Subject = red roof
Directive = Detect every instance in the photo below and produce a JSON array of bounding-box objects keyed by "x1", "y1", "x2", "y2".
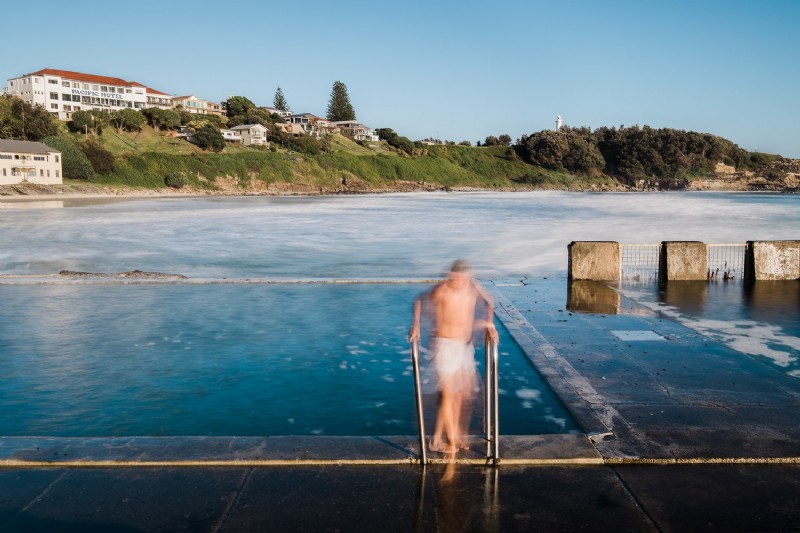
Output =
[
  {"x1": 24, "y1": 68, "x2": 172, "y2": 97},
  {"x1": 26, "y1": 68, "x2": 136, "y2": 87}
]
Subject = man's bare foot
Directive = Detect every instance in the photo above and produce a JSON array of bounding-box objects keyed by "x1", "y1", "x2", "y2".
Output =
[
  {"x1": 455, "y1": 439, "x2": 470, "y2": 451},
  {"x1": 430, "y1": 439, "x2": 457, "y2": 453}
]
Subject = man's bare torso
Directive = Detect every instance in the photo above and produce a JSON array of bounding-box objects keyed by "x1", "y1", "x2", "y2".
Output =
[{"x1": 431, "y1": 277, "x2": 478, "y2": 343}]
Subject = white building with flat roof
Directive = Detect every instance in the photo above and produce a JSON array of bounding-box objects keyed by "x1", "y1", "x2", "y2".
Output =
[
  {"x1": 0, "y1": 139, "x2": 62, "y2": 185},
  {"x1": 3, "y1": 68, "x2": 168, "y2": 120}
]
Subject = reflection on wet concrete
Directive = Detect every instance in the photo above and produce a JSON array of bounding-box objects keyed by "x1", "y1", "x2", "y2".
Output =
[
  {"x1": 567, "y1": 280, "x2": 621, "y2": 314},
  {"x1": 422, "y1": 463, "x2": 500, "y2": 533},
  {"x1": 658, "y1": 281, "x2": 709, "y2": 314},
  {"x1": 743, "y1": 281, "x2": 800, "y2": 322}
]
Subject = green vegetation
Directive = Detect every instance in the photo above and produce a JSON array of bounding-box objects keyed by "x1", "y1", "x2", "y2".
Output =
[
  {"x1": 326, "y1": 81, "x2": 355, "y2": 122},
  {"x1": 41, "y1": 136, "x2": 94, "y2": 180},
  {"x1": 0, "y1": 96, "x2": 59, "y2": 140},
  {"x1": 1, "y1": 93, "x2": 791, "y2": 193},
  {"x1": 273, "y1": 87, "x2": 289, "y2": 112},
  {"x1": 164, "y1": 171, "x2": 189, "y2": 189}
]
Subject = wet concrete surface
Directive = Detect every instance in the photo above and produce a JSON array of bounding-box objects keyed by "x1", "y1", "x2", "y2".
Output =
[
  {"x1": 3, "y1": 464, "x2": 800, "y2": 532},
  {"x1": 488, "y1": 278, "x2": 800, "y2": 461}
]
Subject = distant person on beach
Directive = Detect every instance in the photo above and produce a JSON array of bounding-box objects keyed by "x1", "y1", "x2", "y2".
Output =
[{"x1": 409, "y1": 259, "x2": 498, "y2": 454}]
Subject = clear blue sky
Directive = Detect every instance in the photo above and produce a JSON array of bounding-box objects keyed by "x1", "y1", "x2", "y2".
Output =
[{"x1": 5, "y1": 0, "x2": 799, "y2": 156}]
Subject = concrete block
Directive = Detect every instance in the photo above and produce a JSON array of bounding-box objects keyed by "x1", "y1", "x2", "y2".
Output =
[
  {"x1": 568, "y1": 241, "x2": 620, "y2": 281},
  {"x1": 745, "y1": 241, "x2": 800, "y2": 281},
  {"x1": 659, "y1": 241, "x2": 708, "y2": 281}
]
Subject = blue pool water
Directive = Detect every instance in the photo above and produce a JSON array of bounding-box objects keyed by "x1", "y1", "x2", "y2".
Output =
[{"x1": 0, "y1": 283, "x2": 577, "y2": 436}]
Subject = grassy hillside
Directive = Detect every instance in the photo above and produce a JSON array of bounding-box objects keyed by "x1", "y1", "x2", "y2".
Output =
[{"x1": 63, "y1": 127, "x2": 610, "y2": 191}]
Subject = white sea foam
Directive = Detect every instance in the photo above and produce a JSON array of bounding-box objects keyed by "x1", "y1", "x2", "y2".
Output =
[
  {"x1": 516, "y1": 388, "x2": 542, "y2": 402},
  {"x1": 2, "y1": 193, "x2": 797, "y2": 278}
]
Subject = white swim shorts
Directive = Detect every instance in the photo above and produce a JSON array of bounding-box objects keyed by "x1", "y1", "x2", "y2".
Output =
[{"x1": 432, "y1": 337, "x2": 478, "y2": 396}]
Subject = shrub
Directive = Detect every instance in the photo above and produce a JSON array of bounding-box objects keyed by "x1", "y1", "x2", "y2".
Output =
[
  {"x1": 41, "y1": 136, "x2": 94, "y2": 180},
  {"x1": 79, "y1": 138, "x2": 115, "y2": 174},
  {"x1": 194, "y1": 124, "x2": 225, "y2": 152},
  {"x1": 164, "y1": 171, "x2": 188, "y2": 189}
]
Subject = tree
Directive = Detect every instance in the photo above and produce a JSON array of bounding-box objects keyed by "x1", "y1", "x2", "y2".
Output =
[
  {"x1": 70, "y1": 109, "x2": 108, "y2": 136},
  {"x1": 273, "y1": 87, "x2": 289, "y2": 112},
  {"x1": 142, "y1": 108, "x2": 181, "y2": 131},
  {"x1": 225, "y1": 96, "x2": 256, "y2": 119},
  {"x1": 193, "y1": 124, "x2": 225, "y2": 152},
  {"x1": 498, "y1": 134, "x2": 512, "y2": 146},
  {"x1": 0, "y1": 97, "x2": 59, "y2": 141},
  {"x1": 41, "y1": 135, "x2": 94, "y2": 180},
  {"x1": 110, "y1": 108, "x2": 146, "y2": 133},
  {"x1": 326, "y1": 81, "x2": 355, "y2": 122},
  {"x1": 484, "y1": 135, "x2": 500, "y2": 146}
]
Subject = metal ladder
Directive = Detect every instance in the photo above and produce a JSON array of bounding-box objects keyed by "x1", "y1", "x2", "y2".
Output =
[{"x1": 410, "y1": 330, "x2": 500, "y2": 465}]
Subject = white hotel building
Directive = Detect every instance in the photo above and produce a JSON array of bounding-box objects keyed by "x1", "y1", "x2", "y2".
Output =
[{"x1": 3, "y1": 68, "x2": 170, "y2": 120}]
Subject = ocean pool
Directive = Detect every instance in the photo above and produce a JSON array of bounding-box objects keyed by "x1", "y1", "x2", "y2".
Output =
[{"x1": 0, "y1": 282, "x2": 577, "y2": 437}]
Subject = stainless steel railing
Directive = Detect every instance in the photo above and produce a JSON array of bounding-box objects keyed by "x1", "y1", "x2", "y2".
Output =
[
  {"x1": 484, "y1": 332, "x2": 500, "y2": 463},
  {"x1": 410, "y1": 339, "x2": 427, "y2": 465},
  {"x1": 409, "y1": 329, "x2": 500, "y2": 464}
]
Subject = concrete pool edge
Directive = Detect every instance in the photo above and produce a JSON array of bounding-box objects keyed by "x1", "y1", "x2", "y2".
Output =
[{"x1": 0, "y1": 434, "x2": 602, "y2": 467}]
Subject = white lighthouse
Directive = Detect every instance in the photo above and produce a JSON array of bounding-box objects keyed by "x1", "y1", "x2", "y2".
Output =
[{"x1": 555, "y1": 115, "x2": 563, "y2": 131}]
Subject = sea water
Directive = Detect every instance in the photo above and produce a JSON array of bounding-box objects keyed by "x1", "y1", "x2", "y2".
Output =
[{"x1": 1, "y1": 192, "x2": 798, "y2": 435}]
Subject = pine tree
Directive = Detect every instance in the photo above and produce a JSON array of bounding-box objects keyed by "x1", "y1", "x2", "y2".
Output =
[
  {"x1": 273, "y1": 87, "x2": 289, "y2": 112},
  {"x1": 326, "y1": 81, "x2": 356, "y2": 122}
]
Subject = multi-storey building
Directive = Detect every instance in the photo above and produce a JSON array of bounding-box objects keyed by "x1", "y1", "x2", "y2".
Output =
[
  {"x1": 0, "y1": 139, "x2": 62, "y2": 185},
  {"x1": 172, "y1": 95, "x2": 225, "y2": 116},
  {"x1": 334, "y1": 120, "x2": 379, "y2": 142},
  {"x1": 3, "y1": 68, "x2": 168, "y2": 120}
]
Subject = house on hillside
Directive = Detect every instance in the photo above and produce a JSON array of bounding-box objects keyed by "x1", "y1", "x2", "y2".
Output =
[
  {"x1": 229, "y1": 124, "x2": 268, "y2": 146},
  {"x1": 0, "y1": 139, "x2": 62, "y2": 185},
  {"x1": 287, "y1": 113, "x2": 340, "y2": 137},
  {"x1": 275, "y1": 123, "x2": 306, "y2": 137},
  {"x1": 172, "y1": 95, "x2": 224, "y2": 116},
  {"x1": 334, "y1": 120, "x2": 379, "y2": 142},
  {"x1": 262, "y1": 106, "x2": 292, "y2": 120}
]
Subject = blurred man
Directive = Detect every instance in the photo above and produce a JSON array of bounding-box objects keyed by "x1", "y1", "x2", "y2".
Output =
[{"x1": 409, "y1": 259, "x2": 497, "y2": 454}]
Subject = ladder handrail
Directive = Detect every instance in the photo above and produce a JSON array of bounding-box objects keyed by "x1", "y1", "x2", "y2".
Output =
[
  {"x1": 484, "y1": 330, "x2": 500, "y2": 463},
  {"x1": 410, "y1": 339, "x2": 427, "y2": 465}
]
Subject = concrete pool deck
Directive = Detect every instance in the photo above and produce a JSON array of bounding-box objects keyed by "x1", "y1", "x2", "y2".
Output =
[{"x1": 2, "y1": 277, "x2": 800, "y2": 530}]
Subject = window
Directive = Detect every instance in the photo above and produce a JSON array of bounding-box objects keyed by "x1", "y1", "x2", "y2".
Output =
[
  {"x1": 48, "y1": 79, "x2": 57, "y2": 84},
  {"x1": 47, "y1": 170, "x2": 50, "y2": 177},
  {"x1": 56, "y1": 170, "x2": 59, "y2": 177},
  {"x1": 63, "y1": 81, "x2": 70, "y2": 87},
  {"x1": 50, "y1": 92, "x2": 58, "y2": 100},
  {"x1": 33, "y1": 156, "x2": 45, "y2": 161},
  {"x1": 73, "y1": 106, "x2": 80, "y2": 110},
  {"x1": 55, "y1": 155, "x2": 60, "y2": 163},
  {"x1": 40, "y1": 169, "x2": 44, "y2": 177},
  {"x1": 2, "y1": 169, "x2": 5, "y2": 176},
  {"x1": 62, "y1": 94, "x2": 71, "y2": 101},
  {"x1": 35, "y1": 78, "x2": 41, "y2": 83},
  {"x1": 92, "y1": 84, "x2": 99, "y2": 91},
  {"x1": 50, "y1": 103, "x2": 58, "y2": 110},
  {"x1": 100, "y1": 86, "x2": 107, "y2": 91},
  {"x1": 64, "y1": 105, "x2": 72, "y2": 111}
]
